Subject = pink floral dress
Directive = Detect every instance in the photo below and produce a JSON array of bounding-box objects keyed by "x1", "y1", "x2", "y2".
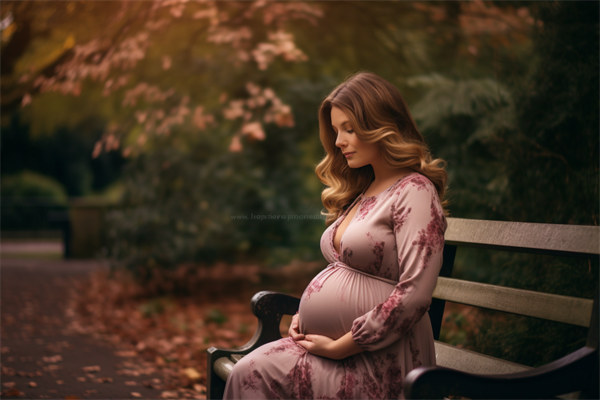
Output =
[{"x1": 224, "y1": 173, "x2": 446, "y2": 399}]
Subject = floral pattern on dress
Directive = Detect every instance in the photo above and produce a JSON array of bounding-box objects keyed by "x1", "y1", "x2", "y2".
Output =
[
  {"x1": 397, "y1": 173, "x2": 429, "y2": 193},
  {"x1": 365, "y1": 232, "x2": 385, "y2": 275},
  {"x1": 335, "y1": 358, "x2": 358, "y2": 399},
  {"x1": 284, "y1": 358, "x2": 314, "y2": 399},
  {"x1": 303, "y1": 276, "x2": 325, "y2": 300},
  {"x1": 240, "y1": 360, "x2": 263, "y2": 392},
  {"x1": 412, "y1": 200, "x2": 446, "y2": 270},
  {"x1": 391, "y1": 204, "x2": 411, "y2": 234},
  {"x1": 341, "y1": 247, "x2": 353, "y2": 263},
  {"x1": 264, "y1": 338, "x2": 305, "y2": 356},
  {"x1": 356, "y1": 196, "x2": 377, "y2": 220}
]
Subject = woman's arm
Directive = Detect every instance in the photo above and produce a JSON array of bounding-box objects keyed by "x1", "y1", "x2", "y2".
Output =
[
  {"x1": 351, "y1": 177, "x2": 445, "y2": 351},
  {"x1": 296, "y1": 331, "x2": 363, "y2": 360}
]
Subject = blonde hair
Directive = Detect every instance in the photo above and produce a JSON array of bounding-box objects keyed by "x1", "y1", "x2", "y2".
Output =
[{"x1": 315, "y1": 72, "x2": 448, "y2": 224}]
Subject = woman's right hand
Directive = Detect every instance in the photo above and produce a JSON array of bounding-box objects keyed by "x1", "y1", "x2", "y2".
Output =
[{"x1": 288, "y1": 313, "x2": 304, "y2": 341}]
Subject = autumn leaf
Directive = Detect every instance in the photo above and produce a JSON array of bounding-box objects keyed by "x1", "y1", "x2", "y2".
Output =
[
  {"x1": 2, "y1": 388, "x2": 25, "y2": 397},
  {"x1": 182, "y1": 367, "x2": 201, "y2": 381},
  {"x1": 161, "y1": 390, "x2": 179, "y2": 399},
  {"x1": 82, "y1": 365, "x2": 101, "y2": 373},
  {"x1": 42, "y1": 354, "x2": 63, "y2": 363}
]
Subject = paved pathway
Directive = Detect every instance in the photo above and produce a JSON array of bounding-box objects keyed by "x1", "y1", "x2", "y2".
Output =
[{"x1": 1, "y1": 256, "x2": 165, "y2": 399}]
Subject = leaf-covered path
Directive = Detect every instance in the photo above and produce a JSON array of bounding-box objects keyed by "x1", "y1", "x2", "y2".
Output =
[{"x1": 1, "y1": 257, "x2": 164, "y2": 399}]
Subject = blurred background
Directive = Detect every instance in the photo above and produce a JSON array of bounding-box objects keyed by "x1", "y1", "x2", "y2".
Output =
[{"x1": 1, "y1": 0, "x2": 598, "y2": 393}]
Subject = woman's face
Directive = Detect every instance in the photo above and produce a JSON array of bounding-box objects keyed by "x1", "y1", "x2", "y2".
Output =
[{"x1": 331, "y1": 106, "x2": 379, "y2": 169}]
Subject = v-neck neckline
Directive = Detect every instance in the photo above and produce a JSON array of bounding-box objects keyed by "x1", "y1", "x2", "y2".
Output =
[
  {"x1": 332, "y1": 193, "x2": 363, "y2": 257},
  {"x1": 330, "y1": 172, "x2": 417, "y2": 257}
]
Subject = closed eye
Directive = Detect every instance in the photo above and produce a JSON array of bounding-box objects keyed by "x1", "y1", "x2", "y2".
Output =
[{"x1": 342, "y1": 123, "x2": 354, "y2": 134}]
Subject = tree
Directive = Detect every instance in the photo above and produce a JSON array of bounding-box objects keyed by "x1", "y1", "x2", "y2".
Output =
[{"x1": 1, "y1": 1, "x2": 546, "y2": 270}]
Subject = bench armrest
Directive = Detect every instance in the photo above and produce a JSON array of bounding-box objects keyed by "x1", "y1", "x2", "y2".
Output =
[
  {"x1": 206, "y1": 291, "x2": 300, "y2": 399},
  {"x1": 404, "y1": 346, "x2": 599, "y2": 399},
  {"x1": 249, "y1": 290, "x2": 301, "y2": 346}
]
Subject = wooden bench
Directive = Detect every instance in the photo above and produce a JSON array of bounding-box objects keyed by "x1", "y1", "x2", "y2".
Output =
[{"x1": 206, "y1": 217, "x2": 599, "y2": 399}]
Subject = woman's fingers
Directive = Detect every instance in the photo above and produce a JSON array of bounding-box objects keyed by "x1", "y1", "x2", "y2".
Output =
[{"x1": 288, "y1": 313, "x2": 305, "y2": 340}]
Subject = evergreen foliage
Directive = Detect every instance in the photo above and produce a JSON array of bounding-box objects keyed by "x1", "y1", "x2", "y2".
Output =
[
  {"x1": 501, "y1": 1, "x2": 599, "y2": 226},
  {"x1": 1, "y1": 170, "x2": 68, "y2": 230},
  {"x1": 441, "y1": 1, "x2": 599, "y2": 367}
]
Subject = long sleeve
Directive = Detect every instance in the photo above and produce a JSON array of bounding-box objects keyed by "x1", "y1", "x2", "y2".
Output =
[{"x1": 351, "y1": 177, "x2": 446, "y2": 351}]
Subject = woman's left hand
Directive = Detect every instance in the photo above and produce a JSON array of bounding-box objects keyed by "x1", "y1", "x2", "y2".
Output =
[
  {"x1": 296, "y1": 334, "x2": 339, "y2": 359},
  {"x1": 296, "y1": 331, "x2": 363, "y2": 360}
]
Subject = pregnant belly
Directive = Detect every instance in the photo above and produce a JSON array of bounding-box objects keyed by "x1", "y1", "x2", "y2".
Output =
[{"x1": 298, "y1": 263, "x2": 395, "y2": 340}]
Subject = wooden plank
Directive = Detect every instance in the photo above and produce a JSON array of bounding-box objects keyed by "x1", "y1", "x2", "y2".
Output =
[
  {"x1": 434, "y1": 341, "x2": 530, "y2": 375},
  {"x1": 214, "y1": 357, "x2": 235, "y2": 381},
  {"x1": 433, "y1": 277, "x2": 594, "y2": 327},
  {"x1": 445, "y1": 218, "x2": 600, "y2": 256},
  {"x1": 230, "y1": 354, "x2": 243, "y2": 363}
]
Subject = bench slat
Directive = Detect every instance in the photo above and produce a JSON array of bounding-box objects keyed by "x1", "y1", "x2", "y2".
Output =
[
  {"x1": 433, "y1": 277, "x2": 593, "y2": 327},
  {"x1": 214, "y1": 356, "x2": 236, "y2": 382},
  {"x1": 434, "y1": 341, "x2": 529, "y2": 374},
  {"x1": 230, "y1": 354, "x2": 243, "y2": 363},
  {"x1": 445, "y1": 218, "x2": 600, "y2": 256}
]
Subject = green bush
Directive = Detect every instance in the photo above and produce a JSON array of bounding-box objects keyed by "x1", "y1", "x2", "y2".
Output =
[
  {"x1": 1, "y1": 170, "x2": 68, "y2": 230},
  {"x1": 1, "y1": 170, "x2": 68, "y2": 203},
  {"x1": 104, "y1": 124, "x2": 325, "y2": 277}
]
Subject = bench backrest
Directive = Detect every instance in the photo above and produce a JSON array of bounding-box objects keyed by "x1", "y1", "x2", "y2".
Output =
[{"x1": 428, "y1": 217, "x2": 599, "y2": 374}]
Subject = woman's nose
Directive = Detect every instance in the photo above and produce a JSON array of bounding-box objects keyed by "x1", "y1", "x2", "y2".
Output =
[{"x1": 335, "y1": 132, "x2": 346, "y2": 148}]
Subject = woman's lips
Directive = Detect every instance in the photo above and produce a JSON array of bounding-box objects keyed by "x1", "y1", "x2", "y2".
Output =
[{"x1": 343, "y1": 152, "x2": 355, "y2": 158}]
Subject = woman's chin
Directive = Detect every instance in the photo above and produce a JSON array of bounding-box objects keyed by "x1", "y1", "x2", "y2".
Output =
[{"x1": 345, "y1": 159, "x2": 364, "y2": 169}]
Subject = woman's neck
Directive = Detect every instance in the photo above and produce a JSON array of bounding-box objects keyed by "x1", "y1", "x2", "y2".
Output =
[{"x1": 365, "y1": 161, "x2": 412, "y2": 197}]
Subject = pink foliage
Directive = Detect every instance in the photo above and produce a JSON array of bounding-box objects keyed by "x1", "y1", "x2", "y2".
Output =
[
  {"x1": 252, "y1": 31, "x2": 307, "y2": 71},
  {"x1": 241, "y1": 122, "x2": 266, "y2": 141},
  {"x1": 20, "y1": 0, "x2": 323, "y2": 156}
]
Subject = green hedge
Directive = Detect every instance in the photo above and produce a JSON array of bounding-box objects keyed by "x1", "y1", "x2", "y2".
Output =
[{"x1": 1, "y1": 171, "x2": 68, "y2": 231}]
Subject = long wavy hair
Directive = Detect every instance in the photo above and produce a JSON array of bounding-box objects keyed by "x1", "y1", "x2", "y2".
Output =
[{"x1": 315, "y1": 72, "x2": 448, "y2": 224}]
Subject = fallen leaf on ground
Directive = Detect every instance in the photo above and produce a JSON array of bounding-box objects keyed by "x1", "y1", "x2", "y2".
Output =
[
  {"x1": 42, "y1": 355, "x2": 63, "y2": 363},
  {"x1": 193, "y1": 383, "x2": 207, "y2": 393},
  {"x1": 115, "y1": 350, "x2": 137, "y2": 357},
  {"x1": 183, "y1": 367, "x2": 201, "y2": 381},
  {"x1": 43, "y1": 364, "x2": 60, "y2": 372},
  {"x1": 2, "y1": 389, "x2": 24, "y2": 397},
  {"x1": 82, "y1": 365, "x2": 101, "y2": 373},
  {"x1": 161, "y1": 390, "x2": 179, "y2": 399}
]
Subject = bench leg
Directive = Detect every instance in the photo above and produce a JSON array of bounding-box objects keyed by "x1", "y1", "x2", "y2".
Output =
[{"x1": 207, "y1": 347, "x2": 227, "y2": 400}]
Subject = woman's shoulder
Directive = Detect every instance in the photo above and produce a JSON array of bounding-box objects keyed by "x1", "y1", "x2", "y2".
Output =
[{"x1": 394, "y1": 172, "x2": 436, "y2": 194}]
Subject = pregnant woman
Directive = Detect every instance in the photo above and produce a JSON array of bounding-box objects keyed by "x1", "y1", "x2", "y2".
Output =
[{"x1": 224, "y1": 71, "x2": 447, "y2": 399}]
